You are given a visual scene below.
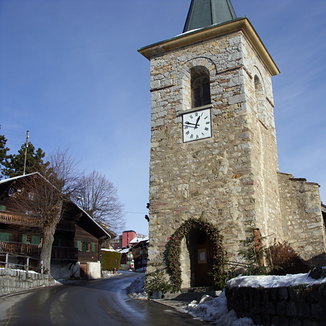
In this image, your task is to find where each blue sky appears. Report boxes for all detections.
[0,0,325,235]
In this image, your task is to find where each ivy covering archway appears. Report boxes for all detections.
[164,218,224,291]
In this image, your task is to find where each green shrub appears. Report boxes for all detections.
[101,251,121,271]
[145,269,172,296]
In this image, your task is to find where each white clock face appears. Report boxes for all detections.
[183,108,211,143]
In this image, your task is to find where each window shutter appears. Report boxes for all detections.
[0,232,9,242]
[91,243,96,252]
[77,240,82,251]
[22,234,27,244]
[31,235,41,245]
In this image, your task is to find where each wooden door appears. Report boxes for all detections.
[80,263,88,279]
[193,229,213,287]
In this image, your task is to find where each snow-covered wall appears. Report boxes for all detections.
[226,279,326,325]
[0,268,57,296]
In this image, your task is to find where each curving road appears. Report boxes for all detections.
[0,272,207,326]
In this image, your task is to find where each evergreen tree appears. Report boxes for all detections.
[2,142,49,178]
[0,135,10,178]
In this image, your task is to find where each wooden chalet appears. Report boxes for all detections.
[0,173,115,279]
[130,237,149,271]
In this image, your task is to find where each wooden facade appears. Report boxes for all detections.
[75,225,99,263]
[131,239,149,270]
[0,173,113,277]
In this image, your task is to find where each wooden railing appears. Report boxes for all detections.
[0,241,41,258]
[0,212,76,231]
[0,212,43,227]
[0,242,78,261]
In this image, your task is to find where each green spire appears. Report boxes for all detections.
[183,0,237,33]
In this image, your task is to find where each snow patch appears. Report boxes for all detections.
[126,272,326,325]
[0,267,38,274]
[102,270,121,278]
[127,276,148,300]
[227,272,326,288]
[186,292,254,326]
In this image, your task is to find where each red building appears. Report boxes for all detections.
[121,230,136,248]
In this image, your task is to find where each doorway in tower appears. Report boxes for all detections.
[166,218,223,290]
[188,228,214,287]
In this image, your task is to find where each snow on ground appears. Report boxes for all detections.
[187,292,254,326]
[127,275,255,324]
[0,267,38,274]
[102,270,122,278]
[127,275,148,300]
[127,272,326,325]
[227,272,326,288]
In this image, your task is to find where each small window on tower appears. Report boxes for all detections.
[254,75,263,94]
[191,66,211,108]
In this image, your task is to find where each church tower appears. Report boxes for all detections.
[139,0,326,288]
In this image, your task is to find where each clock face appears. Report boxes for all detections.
[183,108,211,143]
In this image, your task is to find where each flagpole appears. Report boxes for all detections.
[23,130,30,175]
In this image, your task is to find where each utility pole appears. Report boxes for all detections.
[23,130,30,175]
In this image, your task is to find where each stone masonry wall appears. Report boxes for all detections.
[0,268,57,296]
[241,34,284,246]
[148,31,258,274]
[278,172,326,262]
[147,25,326,282]
[226,284,326,326]
[147,27,290,278]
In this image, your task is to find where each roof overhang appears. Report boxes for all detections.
[321,203,326,214]
[138,17,280,76]
[71,203,114,240]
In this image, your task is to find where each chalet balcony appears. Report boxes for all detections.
[0,212,43,227]
[0,241,41,258]
[0,241,78,261]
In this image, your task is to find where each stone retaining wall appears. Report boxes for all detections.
[225,284,326,326]
[0,268,57,296]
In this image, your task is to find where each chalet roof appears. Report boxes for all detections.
[101,248,119,252]
[130,236,149,244]
[0,172,42,185]
[322,203,326,213]
[183,0,237,33]
[0,172,61,194]
[0,173,114,240]
[119,248,130,254]
[73,204,114,240]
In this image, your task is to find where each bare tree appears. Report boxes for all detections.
[46,149,80,194]
[9,150,80,274]
[72,171,125,233]
[10,174,65,274]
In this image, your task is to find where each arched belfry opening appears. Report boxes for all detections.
[164,218,223,290]
[191,66,211,108]
[254,75,264,99]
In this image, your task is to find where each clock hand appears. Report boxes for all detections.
[185,121,196,125]
[194,116,201,129]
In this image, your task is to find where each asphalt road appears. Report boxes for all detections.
[0,272,208,326]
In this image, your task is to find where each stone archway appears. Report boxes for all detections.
[164,218,224,291]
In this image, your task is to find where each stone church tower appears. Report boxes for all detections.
[139,0,326,288]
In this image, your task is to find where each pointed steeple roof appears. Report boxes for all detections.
[183,0,237,33]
